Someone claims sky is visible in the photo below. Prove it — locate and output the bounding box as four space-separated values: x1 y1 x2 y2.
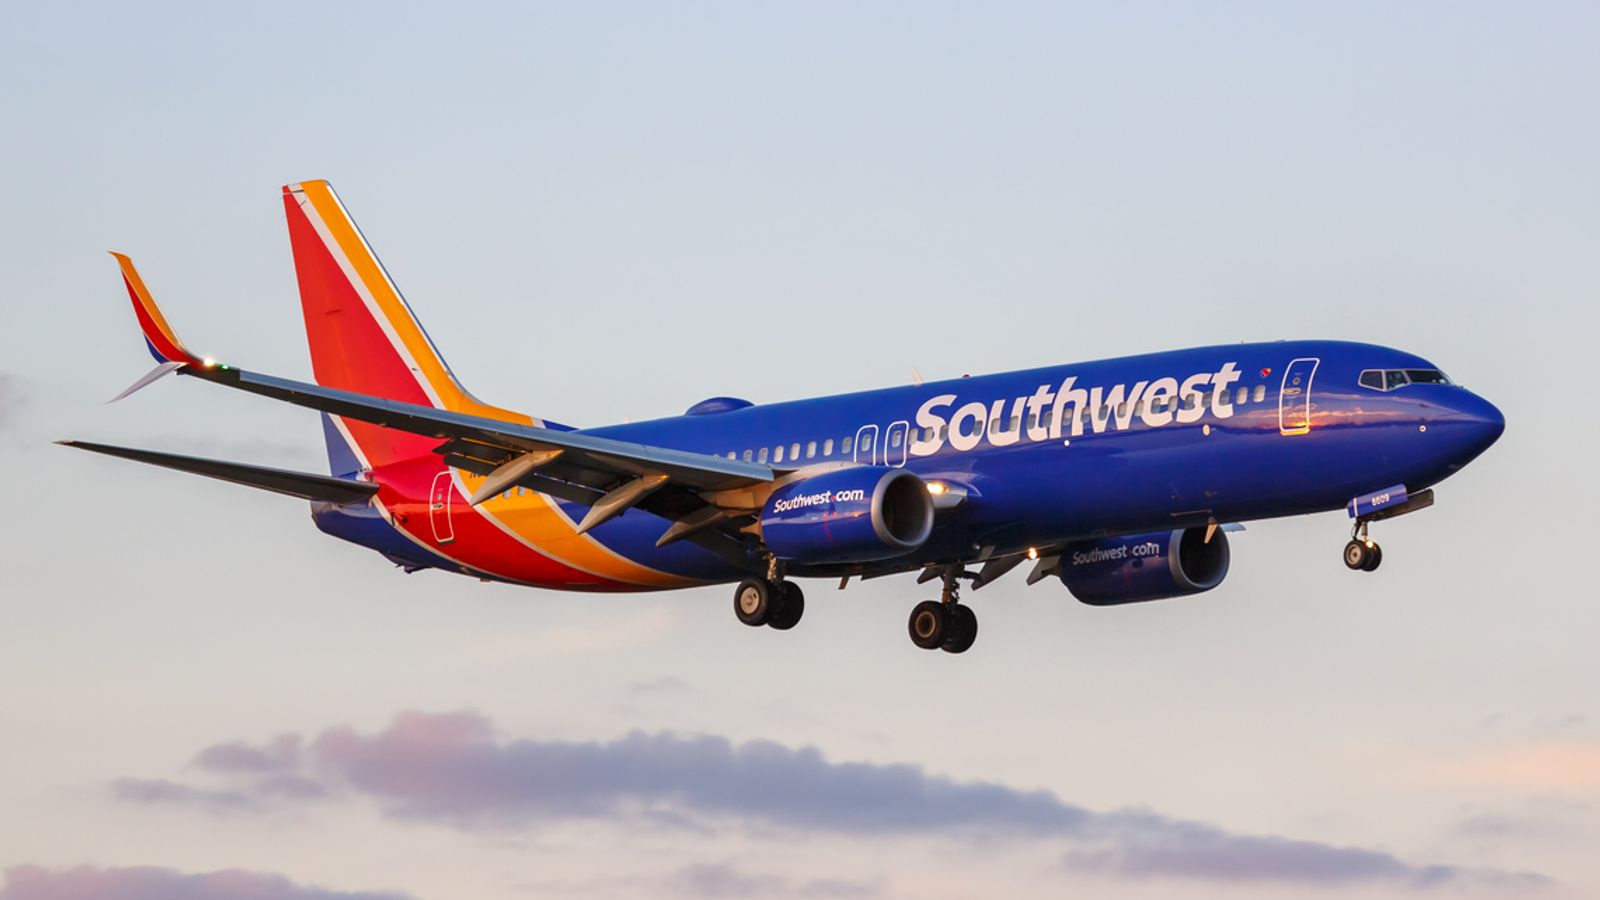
2 2 1598 898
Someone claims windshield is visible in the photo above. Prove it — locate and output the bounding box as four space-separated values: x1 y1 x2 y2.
1359 368 1452 392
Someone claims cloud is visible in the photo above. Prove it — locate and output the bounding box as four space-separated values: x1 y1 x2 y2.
191 734 303 775
110 778 256 812
1063 816 1456 887
664 863 879 898
113 711 1549 890
0 864 411 900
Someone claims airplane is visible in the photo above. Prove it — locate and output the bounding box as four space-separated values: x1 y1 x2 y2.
61 180 1505 654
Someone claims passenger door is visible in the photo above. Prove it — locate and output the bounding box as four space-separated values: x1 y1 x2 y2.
1278 357 1319 436
853 424 879 465
429 470 456 543
884 420 909 468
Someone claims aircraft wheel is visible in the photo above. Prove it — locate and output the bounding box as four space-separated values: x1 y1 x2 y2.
908 600 948 650
734 578 772 626
1343 540 1370 571
768 581 805 630
1361 542 1383 572
941 604 978 654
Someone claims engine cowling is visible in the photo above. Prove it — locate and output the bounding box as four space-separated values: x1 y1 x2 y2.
1059 526 1230 605
760 467 934 564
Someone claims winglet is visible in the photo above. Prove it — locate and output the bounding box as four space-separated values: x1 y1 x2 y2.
110 252 201 366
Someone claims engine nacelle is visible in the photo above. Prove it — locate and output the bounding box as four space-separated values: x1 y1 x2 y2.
760 467 934 564
1059 526 1230 606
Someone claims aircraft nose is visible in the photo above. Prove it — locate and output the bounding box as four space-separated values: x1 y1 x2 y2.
1434 391 1505 458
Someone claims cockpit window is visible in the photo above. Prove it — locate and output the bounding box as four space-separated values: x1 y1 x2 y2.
1359 368 1452 392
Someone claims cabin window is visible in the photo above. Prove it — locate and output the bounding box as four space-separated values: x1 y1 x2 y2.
790 442 801 458
841 436 853 455
1115 402 1127 418
889 431 902 449
1252 385 1266 403
742 449 753 462
823 438 834 456
758 447 769 463
774 445 785 463
806 440 817 459
1236 386 1248 405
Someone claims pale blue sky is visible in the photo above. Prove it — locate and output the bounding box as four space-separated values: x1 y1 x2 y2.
2 3 1598 899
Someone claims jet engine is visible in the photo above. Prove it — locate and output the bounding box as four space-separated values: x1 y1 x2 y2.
1059 526 1230 605
760 467 934 564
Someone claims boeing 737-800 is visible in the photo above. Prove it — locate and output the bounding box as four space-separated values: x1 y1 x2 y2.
62 181 1505 654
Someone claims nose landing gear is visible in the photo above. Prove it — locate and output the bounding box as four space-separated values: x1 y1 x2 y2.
908 568 978 654
1343 522 1382 572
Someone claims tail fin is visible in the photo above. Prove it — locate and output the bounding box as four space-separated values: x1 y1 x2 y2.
282 180 534 470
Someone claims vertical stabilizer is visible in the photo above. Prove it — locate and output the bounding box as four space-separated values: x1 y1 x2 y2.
282 180 534 469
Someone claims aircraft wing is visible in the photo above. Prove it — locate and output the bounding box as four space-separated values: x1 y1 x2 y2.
102 252 775 540
204 367 772 493
57 440 381 504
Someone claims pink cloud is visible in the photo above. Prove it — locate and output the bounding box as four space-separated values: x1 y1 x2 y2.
109 711 1551 891
0 864 409 900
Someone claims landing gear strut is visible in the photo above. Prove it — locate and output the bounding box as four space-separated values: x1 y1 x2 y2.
908 568 978 654
1343 521 1383 572
733 558 805 630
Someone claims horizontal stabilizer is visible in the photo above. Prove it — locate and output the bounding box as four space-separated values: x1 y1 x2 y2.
57 440 380 504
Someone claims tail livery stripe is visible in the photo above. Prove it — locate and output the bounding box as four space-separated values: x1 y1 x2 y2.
111 252 198 366
282 181 687 587
284 181 534 424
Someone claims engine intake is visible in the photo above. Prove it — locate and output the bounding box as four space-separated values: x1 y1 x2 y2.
1059 526 1230 605
761 467 933 564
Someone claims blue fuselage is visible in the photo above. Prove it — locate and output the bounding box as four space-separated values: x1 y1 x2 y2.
566 340 1503 581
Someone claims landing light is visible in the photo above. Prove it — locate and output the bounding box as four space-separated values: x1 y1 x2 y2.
1027 547 1040 560
202 357 216 368
927 482 948 496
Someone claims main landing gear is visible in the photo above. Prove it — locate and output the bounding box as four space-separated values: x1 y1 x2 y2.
908 569 978 654
733 559 804 631
1343 521 1383 572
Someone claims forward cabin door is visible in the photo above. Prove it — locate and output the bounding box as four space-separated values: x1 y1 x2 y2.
854 424 879 465
884 421 909 468
429 470 456 543
1278 357 1319 436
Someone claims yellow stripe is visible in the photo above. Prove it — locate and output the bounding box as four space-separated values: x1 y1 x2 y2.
111 252 189 354
297 181 527 423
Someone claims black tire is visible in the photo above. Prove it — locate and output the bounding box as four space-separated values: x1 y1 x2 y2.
908 600 947 650
941 604 978 654
734 578 772 626
1343 540 1369 570
768 581 805 630
1362 543 1383 572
